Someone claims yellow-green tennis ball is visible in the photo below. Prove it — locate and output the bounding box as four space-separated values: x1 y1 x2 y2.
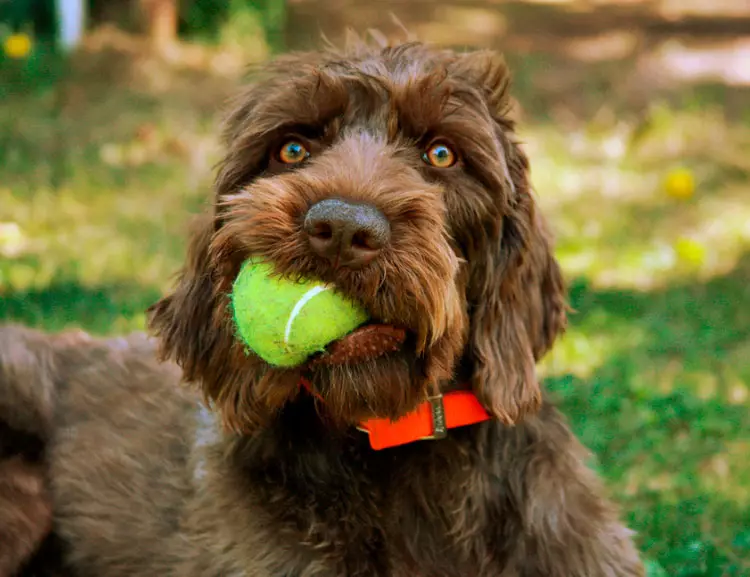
230 259 369 367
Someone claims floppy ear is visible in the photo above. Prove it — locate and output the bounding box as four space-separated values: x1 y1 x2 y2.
147 211 227 384
147 212 296 433
457 51 568 425
148 58 328 430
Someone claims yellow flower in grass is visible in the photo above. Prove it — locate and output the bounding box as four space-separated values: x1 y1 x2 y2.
675 237 706 266
4 33 32 59
663 167 695 200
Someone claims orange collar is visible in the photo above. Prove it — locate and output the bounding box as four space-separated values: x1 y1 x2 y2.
299 379 492 450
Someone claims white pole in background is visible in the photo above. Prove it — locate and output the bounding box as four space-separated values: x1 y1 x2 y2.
55 0 86 52
50 0 86 190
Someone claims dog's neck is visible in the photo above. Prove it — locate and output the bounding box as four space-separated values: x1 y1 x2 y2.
194 360 490 481
298 371 491 451
193 374 497 541
298 376 489 450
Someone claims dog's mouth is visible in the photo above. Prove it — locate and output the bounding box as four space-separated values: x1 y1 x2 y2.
307 323 408 367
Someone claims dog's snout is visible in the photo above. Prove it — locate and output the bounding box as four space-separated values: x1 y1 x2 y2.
304 199 390 269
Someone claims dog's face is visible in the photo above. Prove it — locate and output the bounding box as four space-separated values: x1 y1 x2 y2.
148 39 567 433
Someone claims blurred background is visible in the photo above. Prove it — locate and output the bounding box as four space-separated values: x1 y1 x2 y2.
1 0 749 574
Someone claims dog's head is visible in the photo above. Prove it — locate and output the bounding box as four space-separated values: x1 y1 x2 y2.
148 37 567 434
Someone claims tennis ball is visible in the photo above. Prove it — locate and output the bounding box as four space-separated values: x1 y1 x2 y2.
230 259 369 367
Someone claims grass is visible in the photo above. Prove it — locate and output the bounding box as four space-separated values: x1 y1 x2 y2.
1 35 749 577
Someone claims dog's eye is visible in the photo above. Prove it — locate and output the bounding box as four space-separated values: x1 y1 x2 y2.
277 140 310 164
422 142 457 168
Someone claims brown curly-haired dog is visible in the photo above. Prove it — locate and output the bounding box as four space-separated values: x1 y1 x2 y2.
1 36 644 576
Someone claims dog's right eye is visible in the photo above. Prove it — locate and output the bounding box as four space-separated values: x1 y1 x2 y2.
422 141 457 168
277 140 310 164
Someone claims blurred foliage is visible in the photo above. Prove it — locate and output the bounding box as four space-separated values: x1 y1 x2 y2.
1 7 749 575
181 0 286 53
0 0 56 37
0 0 64 96
0 37 66 98
0 0 288 76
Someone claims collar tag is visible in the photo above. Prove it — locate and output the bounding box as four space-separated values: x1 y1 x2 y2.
424 394 448 440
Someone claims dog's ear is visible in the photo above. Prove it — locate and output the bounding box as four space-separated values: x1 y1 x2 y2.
147 211 223 383
456 50 568 425
148 213 299 433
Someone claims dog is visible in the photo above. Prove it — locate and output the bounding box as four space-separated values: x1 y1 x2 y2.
0 35 645 576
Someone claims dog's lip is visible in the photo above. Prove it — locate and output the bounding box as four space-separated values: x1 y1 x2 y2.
308 323 408 366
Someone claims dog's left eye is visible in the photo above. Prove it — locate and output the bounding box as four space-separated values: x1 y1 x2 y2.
422 142 457 168
277 140 310 164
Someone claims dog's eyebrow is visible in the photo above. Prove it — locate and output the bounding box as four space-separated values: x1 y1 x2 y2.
271 122 327 140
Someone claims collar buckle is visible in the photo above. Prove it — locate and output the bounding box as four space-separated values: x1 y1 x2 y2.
422 394 447 440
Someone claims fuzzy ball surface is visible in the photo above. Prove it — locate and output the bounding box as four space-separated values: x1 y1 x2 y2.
231 259 369 367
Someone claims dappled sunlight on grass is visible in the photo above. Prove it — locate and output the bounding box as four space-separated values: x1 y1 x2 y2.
0 43 225 305
0 181 208 294
540 311 651 379
525 99 750 292
697 440 750 506
538 252 750 574
529 102 750 572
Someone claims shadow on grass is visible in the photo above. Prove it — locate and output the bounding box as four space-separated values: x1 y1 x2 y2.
0 280 162 335
567 266 750 356
548 364 749 576
547 254 750 576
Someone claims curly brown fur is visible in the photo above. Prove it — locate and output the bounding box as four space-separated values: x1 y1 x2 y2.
0 455 51 577
2 34 643 577
0 327 90 577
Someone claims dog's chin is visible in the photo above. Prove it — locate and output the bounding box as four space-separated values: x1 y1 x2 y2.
304 334 429 427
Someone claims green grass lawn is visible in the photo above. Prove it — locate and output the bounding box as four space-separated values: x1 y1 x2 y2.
1 42 749 576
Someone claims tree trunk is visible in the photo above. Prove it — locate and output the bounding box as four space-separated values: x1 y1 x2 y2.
139 0 177 53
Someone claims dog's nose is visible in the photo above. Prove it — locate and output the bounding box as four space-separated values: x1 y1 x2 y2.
304 199 390 269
